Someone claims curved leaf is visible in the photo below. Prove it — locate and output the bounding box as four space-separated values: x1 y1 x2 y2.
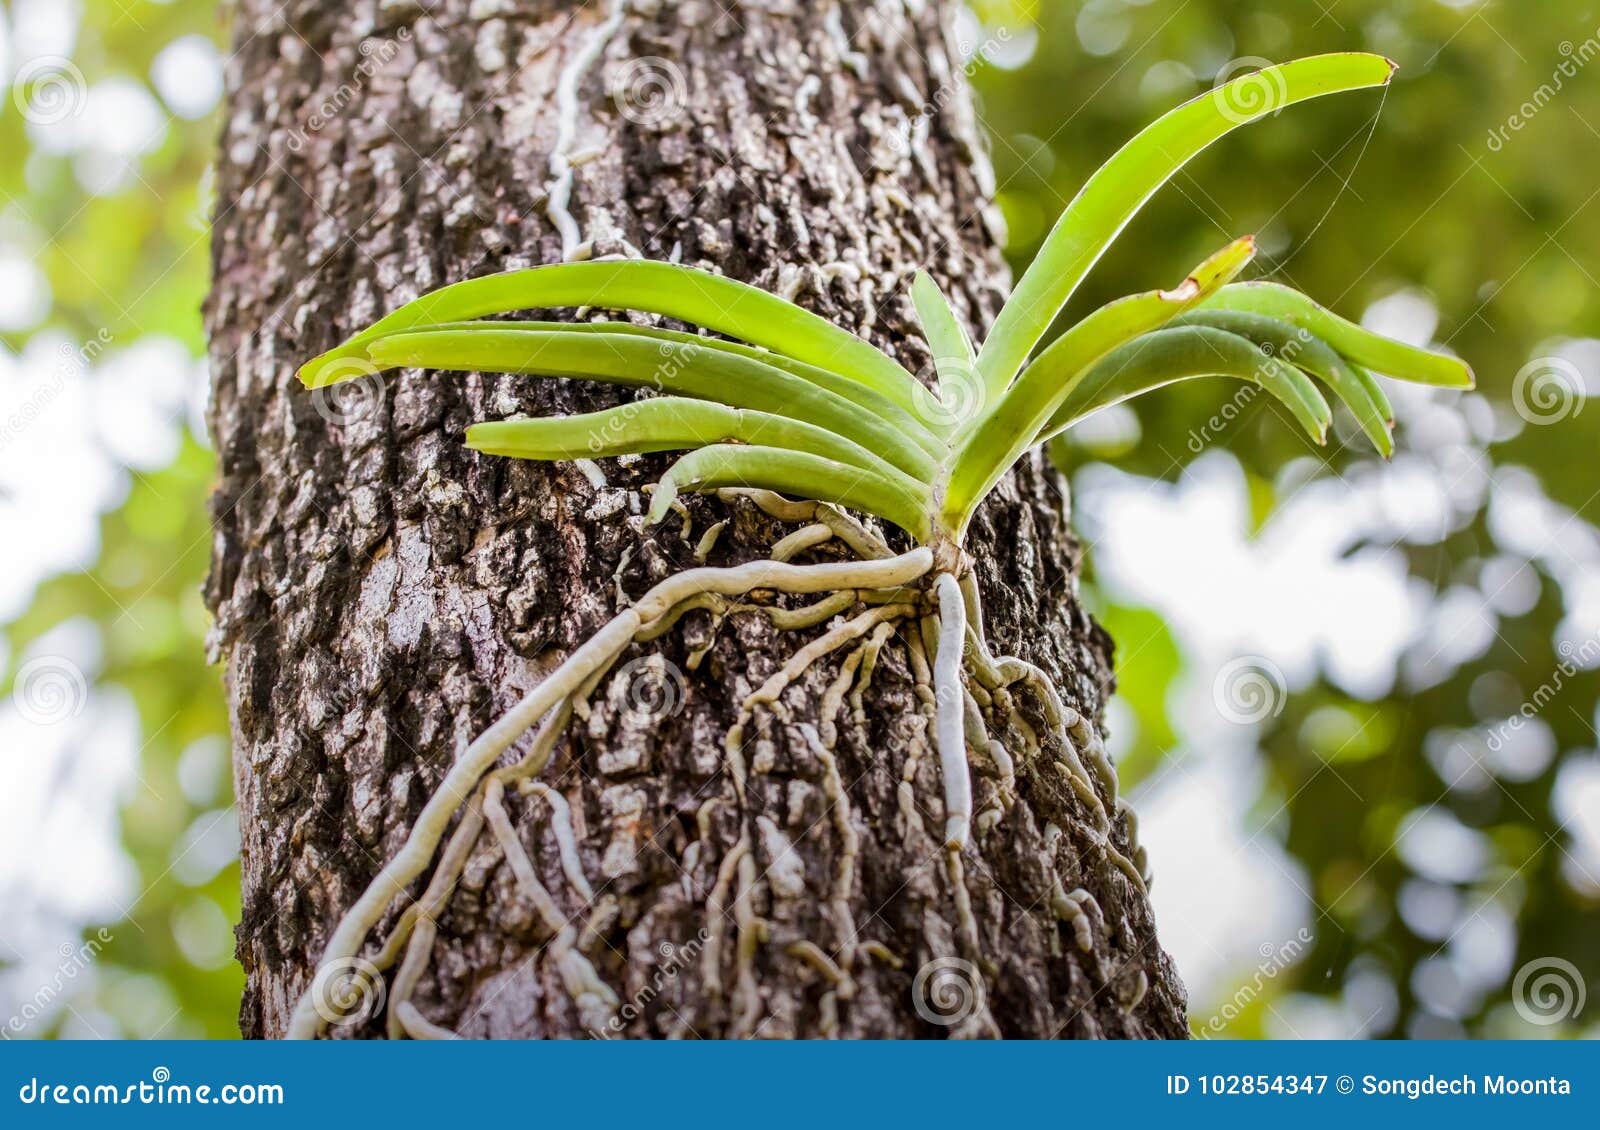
647 445 933 542
364 327 940 483
1173 309 1394 456
976 53 1396 399
1042 325 1333 443
466 398 918 489
377 318 944 459
944 237 1256 535
910 271 980 424
1201 281 1475 388
299 259 927 413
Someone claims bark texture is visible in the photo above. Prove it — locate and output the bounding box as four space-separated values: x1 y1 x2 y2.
206 0 1188 1039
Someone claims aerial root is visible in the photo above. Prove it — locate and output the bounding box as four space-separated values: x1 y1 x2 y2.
1050 877 1100 954
384 793 487 1039
849 620 897 727
799 722 862 980
900 629 938 848
395 1001 460 1040
786 939 852 994
519 781 596 902
954 573 1106 811
290 547 932 1039
483 776 619 1029
818 646 865 753
714 488 892 560
727 603 914 802
1117 798 1152 887
293 533 1134 1040
768 522 835 562
729 848 766 1038
930 574 973 850
693 519 728 562
942 848 1001 1040
702 838 748 1000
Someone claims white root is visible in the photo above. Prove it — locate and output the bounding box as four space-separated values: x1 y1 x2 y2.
395 1001 460 1041
291 548 933 1039
798 722 861 978
297 511 1133 1039
518 781 596 903
702 838 747 999
931 573 972 851
786 939 853 995
729 848 766 1038
818 645 865 752
289 614 637 1039
694 519 728 562
385 796 487 1038
1125 968 1149 1011
1050 878 1095 954
546 0 628 259
900 629 937 848
768 522 834 562
482 777 618 1026
849 620 896 727
743 604 913 717
714 489 891 560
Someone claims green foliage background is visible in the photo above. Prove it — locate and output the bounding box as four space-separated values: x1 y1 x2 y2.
2 0 1595 1038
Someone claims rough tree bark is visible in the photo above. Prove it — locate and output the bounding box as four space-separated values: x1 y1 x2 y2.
205 0 1188 1039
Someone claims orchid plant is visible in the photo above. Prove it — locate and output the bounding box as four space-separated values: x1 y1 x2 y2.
291 54 1472 1039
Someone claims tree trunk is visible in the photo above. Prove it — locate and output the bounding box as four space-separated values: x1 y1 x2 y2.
205 0 1187 1039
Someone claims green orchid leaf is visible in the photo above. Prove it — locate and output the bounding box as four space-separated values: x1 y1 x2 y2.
1201 282 1475 388
1348 361 1396 431
909 271 981 426
1042 325 1333 445
375 318 944 460
944 236 1257 535
1173 309 1394 456
466 398 914 487
295 54 1471 555
299 259 926 414
976 52 1396 400
363 326 940 483
647 444 933 543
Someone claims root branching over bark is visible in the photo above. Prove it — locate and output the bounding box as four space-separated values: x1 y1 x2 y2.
290 524 1137 1039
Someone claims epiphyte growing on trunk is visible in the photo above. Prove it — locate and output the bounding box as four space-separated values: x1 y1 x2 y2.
290 54 1470 1040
